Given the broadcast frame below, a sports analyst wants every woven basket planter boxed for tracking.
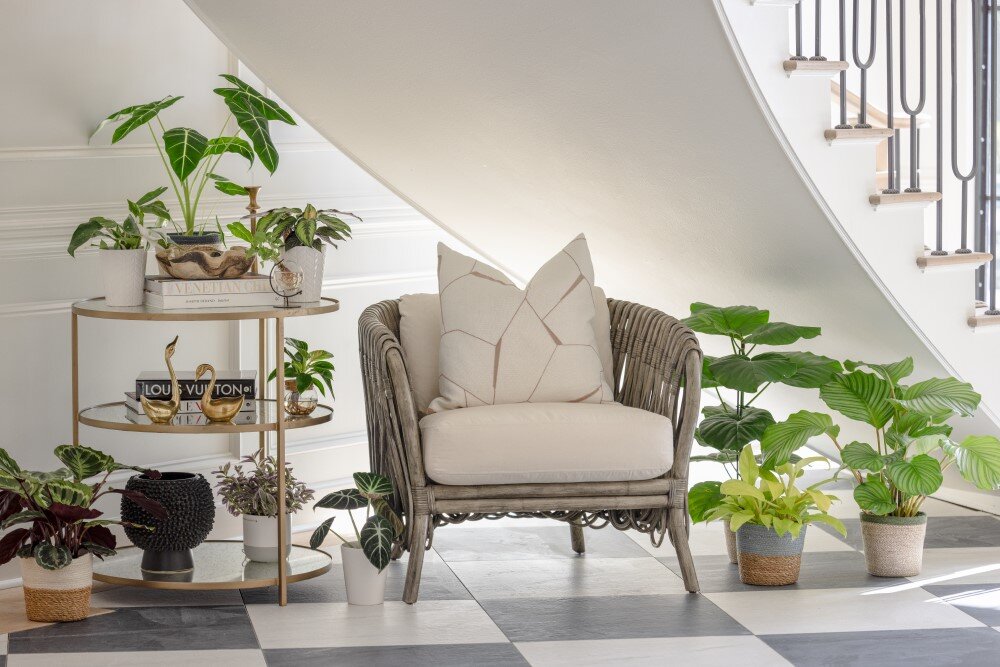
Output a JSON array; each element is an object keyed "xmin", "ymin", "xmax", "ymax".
[
  {"xmin": 723, "ymin": 518, "xmax": 739, "ymax": 564},
  {"xmin": 860, "ymin": 512, "xmax": 927, "ymax": 577},
  {"xmin": 736, "ymin": 523, "xmax": 807, "ymax": 586},
  {"xmin": 21, "ymin": 553, "xmax": 92, "ymax": 623}
]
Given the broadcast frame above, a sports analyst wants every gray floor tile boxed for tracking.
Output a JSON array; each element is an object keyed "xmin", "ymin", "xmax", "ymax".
[
  {"xmin": 479, "ymin": 594, "xmax": 750, "ymax": 642},
  {"xmin": 7, "ymin": 606, "xmax": 257, "ymax": 653},
  {"xmin": 818, "ymin": 516, "xmax": 1000, "ymax": 550},
  {"xmin": 241, "ymin": 561, "xmax": 471, "ymax": 604},
  {"xmin": 263, "ymin": 643, "xmax": 528, "ymax": 666},
  {"xmin": 432, "ymin": 525, "xmax": 649, "ymax": 561},
  {"xmin": 659, "ymin": 552, "xmax": 896, "ymax": 593},
  {"xmin": 760, "ymin": 628, "xmax": 1000, "ymax": 666},
  {"xmin": 92, "ymin": 585, "xmax": 244, "ymax": 607},
  {"xmin": 923, "ymin": 584, "xmax": 1000, "ymax": 626}
]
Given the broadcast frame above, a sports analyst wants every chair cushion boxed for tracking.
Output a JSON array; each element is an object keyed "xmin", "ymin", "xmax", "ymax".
[
  {"xmin": 420, "ymin": 402, "xmax": 673, "ymax": 485},
  {"xmin": 399, "ymin": 288, "xmax": 614, "ymax": 416}
]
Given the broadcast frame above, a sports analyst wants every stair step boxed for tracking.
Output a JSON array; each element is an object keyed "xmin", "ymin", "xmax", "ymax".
[
  {"xmin": 968, "ymin": 310, "xmax": 1000, "ymax": 330},
  {"xmin": 916, "ymin": 251, "xmax": 992, "ymax": 272},
  {"xmin": 824, "ymin": 127, "xmax": 895, "ymax": 144},
  {"xmin": 784, "ymin": 60, "xmax": 849, "ymax": 77},
  {"xmin": 869, "ymin": 191, "xmax": 942, "ymax": 209}
]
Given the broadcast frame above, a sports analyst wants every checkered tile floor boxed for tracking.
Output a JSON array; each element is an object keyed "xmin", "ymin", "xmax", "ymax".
[{"xmin": 6, "ymin": 483, "xmax": 1000, "ymax": 665}]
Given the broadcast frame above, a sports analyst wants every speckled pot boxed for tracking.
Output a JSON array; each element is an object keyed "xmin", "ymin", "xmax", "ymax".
[{"xmin": 860, "ymin": 512, "xmax": 927, "ymax": 577}]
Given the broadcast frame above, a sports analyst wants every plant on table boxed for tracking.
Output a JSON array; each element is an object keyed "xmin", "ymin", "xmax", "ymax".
[
  {"xmin": 267, "ymin": 337, "xmax": 335, "ymax": 415},
  {"xmin": 67, "ymin": 189, "xmax": 172, "ymax": 256},
  {"xmin": 213, "ymin": 449, "xmax": 314, "ymax": 518}
]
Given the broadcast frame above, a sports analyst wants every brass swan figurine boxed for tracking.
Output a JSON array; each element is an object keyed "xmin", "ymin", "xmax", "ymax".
[
  {"xmin": 140, "ymin": 336, "xmax": 181, "ymax": 424},
  {"xmin": 195, "ymin": 363, "xmax": 245, "ymax": 423}
]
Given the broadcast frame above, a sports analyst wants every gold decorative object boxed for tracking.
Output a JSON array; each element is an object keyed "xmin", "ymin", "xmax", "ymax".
[
  {"xmin": 140, "ymin": 336, "xmax": 180, "ymax": 424},
  {"xmin": 195, "ymin": 363, "xmax": 245, "ymax": 423},
  {"xmin": 155, "ymin": 245, "xmax": 253, "ymax": 280}
]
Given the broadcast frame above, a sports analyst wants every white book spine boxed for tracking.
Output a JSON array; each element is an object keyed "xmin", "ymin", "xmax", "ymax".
[
  {"xmin": 144, "ymin": 291, "xmax": 283, "ymax": 309},
  {"xmin": 145, "ymin": 276, "xmax": 273, "ymax": 296}
]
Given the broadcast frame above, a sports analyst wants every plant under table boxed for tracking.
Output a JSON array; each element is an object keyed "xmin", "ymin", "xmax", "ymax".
[{"xmin": 70, "ymin": 297, "xmax": 340, "ymax": 605}]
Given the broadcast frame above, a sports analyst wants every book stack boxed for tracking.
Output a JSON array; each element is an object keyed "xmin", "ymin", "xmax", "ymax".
[
  {"xmin": 144, "ymin": 274, "xmax": 282, "ymax": 309},
  {"xmin": 125, "ymin": 371, "xmax": 257, "ymax": 424}
]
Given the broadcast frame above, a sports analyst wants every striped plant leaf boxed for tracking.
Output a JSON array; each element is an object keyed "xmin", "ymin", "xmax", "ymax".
[
  {"xmin": 219, "ymin": 93, "xmax": 279, "ymax": 173},
  {"xmin": 948, "ymin": 435, "xmax": 1000, "ymax": 490},
  {"xmin": 780, "ymin": 351, "xmax": 843, "ymax": 389},
  {"xmin": 760, "ymin": 410, "xmax": 839, "ymax": 467},
  {"xmin": 53, "ymin": 444, "xmax": 113, "ymax": 481},
  {"xmin": 892, "ymin": 377, "xmax": 981, "ymax": 418},
  {"xmin": 709, "ymin": 352, "xmax": 797, "ymax": 393},
  {"xmin": 373, "ymin": 497, "xmax": 404, "ymax": 538},
  {"xmin": 841, "ymin": 441, "xmax": 884, "ymax": 472},
  {"xmin": 207, "ymin": 173, "xmax": 248, "ymax": 197},
  {"xmin": 34, "ymin": 543, "xmax": 73, "ymax": 570},
  {"xmin": 0, "ymin": 510, "xmax": 45, "ymax": 531},
  {"xmin": 854, "ymin": 478, "xmax": 896, "ymax": 515},
  {"xmin": 353, "ymin": 472, "xmax": 393, "ymax": 499},
  {"xmin": 0, "ymin": 448, "xmax": 21, "ymax": 476},
  {"xmin": 205, "ymin": 136, "xmax": 254, "ymax": 164},
  {"xmin": 109, "ymin": 96, "xmax": 183, "ymax": 144},
  {"xmin": 682, "ymin": 303, "xmax": 769, "ymax": 339},
  {"xmin": 310, "ymin": 517, "xmax": 335, "ymax": 549},
  {"xmin": 314, "ymin": 488, "xmax": 367, "ymax": 511},
  {"xmin": 886, "ymin": 454, "xmax": 944, "ymax": 496},
  {"xmin": 217, "ymin": 74, "xmax": 296, "ymax": 124},
  {"xmin": 41, "ymin": 479, "xmax": 93, "ymax": 508},
  {"xmin": 163, "ymin": 127, "xmax": 209, "ymax": 181},
  {"xmin": 819, "ymin": 371, "xmax": 894, "ymax": 428},
  {"xmin": 844, "ymin": 358, "xmax": 914, "ymax": 384},
  {"xmin": 697, "ymin": 405, "xmax": 774, "ymax": 451},
  {"xmin": 359, "ymin": 514, "xmax": 394, "ymax": 571},
  {"xmin": 744, "ymin": 321, "xmax": 821, "ymax": 346}
]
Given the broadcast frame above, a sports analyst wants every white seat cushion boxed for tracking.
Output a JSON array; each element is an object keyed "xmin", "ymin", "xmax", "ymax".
[{"xmin": 420, "ymin": 402, "xmax": 673, "ymax": 485}]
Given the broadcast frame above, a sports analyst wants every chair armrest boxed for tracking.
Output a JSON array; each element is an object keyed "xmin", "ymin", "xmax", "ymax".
[{"xmin": 607, "ymin": 299, "xmax": 702, "ymax": 481}]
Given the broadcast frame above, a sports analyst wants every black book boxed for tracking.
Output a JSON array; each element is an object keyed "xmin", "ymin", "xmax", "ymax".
[{"xmin": 135, "ymin": 371, "xmax": 256, "ymax": 401}]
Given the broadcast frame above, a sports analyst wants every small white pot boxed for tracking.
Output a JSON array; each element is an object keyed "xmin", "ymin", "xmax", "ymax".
[
  {"xmin": 242, "ymin": 514, "xmax": 292, "ymax": 563},
  {"xmin": 99, "ymin": 248, "xmax": 147, "ymax": 307},
  {"xmin": 341, "ymin": 542, "xmax": 388, "ymax": 605},
  {"xmin": 283, "ymin": 245, "xmax": 326, "ymax": 303}
]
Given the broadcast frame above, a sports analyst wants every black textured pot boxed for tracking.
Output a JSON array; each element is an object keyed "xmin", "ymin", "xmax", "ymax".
[
  {"xmin": 167, "ymin": 231, "xmax": 221, "ymax": 248},
  {"xmin": 122, "ymin": 472, "xmax": 215, "ymax": 573}
]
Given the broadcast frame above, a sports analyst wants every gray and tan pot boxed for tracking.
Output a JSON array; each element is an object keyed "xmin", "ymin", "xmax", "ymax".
[
  {"xmin": 736, "ymin": 523, "xmax": 807, "ymax": 586},
  {"xmin": 860, "ymin": 512, "xmax": 927, "ymax": 577},
  {"xmin": 21, "ymin": 553, "xmax": 93, "ymax": 622},
  {"xmin": 723, "ymin": 518, "xmax": 738, "ymax": 564}
]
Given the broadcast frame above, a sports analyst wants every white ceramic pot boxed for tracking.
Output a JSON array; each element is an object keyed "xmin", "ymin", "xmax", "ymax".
[
  {"xmin": 283, "ymin": 245, "xmax": 325, "ymax": 303},
  {"xmin": 21, "ymin": 553, "xmax": 93, "ymax": 622},
  {"xmin": 243, "ymin": 514, "xmax": 292, "ymax": 563},
  {"xmin": 341, "ymin": 542, "xmax": 388, "ymax": 605},
  {"xmin": 99, "ymin": 248, "xmax": 147, "ymax": 307}
]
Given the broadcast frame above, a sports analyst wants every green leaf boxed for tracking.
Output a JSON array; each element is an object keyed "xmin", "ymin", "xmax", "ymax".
[
  {"xmin": 41, "ymin": 479, "xmax": 93, "ymax": 508},
  {"xmin": 227, "ymin": 221, "xmax": 254, "ymax": 244},
  {"xmin": 222, "ymin": 93, "xmax": 279, "ymax": 173},
  {"xmin": 314, "ymin": 488, "xmax": 367, "ymax": 511},
  {"xmin": 709, "ymin": 352, "xmax": 797, "ymax": 393},
  {"xmin": 353, "ymin": 472, "xmax": 393, "ymax": 499},
  {"xmin": 162, "ymin": 127, "xmax": 209, "ymax": 181},
  {"xmin": 682, "ymin": 303, "xmax": 769, "ymax": 339},
  {"xmin": 135, "ymin": 186, "xmax": 168, "ymax": 206},
  {"xmin": 700, "ymin": 356, "xmax": 719, "ymax": 389},
  {"xmin": 949, "ymin": 435, "xmax": 1000, "ymax": 490},
  {"xmin": 841, "ymin": 441, "xmax": 885, "ymax": 472},
  {"xmin": 205, "ymin": 136, "xmax": 254, "ymax": 164},
  {"xmin": 359, "ymin": 514, "xmax": 394, "ymax": 571},
  {"xmin": 720, "ymin": 479, "xmax": 765, "ymax": 500},
  {"xmin": 34, "ymin": 544, "xmax": 73, "ymax": 570},
  {"xmin": 844, "ymin": 358, "xmax": 914, "ymax": 384},
  {"xmin": 216, "ymin": 75, "xmax": 296, "ymax": 124},
  {"xmin": 780, "ymin": 352, "xmax": 843, "ymax": 389},
  {"xmin": 82, "ymin": 542, "xmax": 116, "ymax": 559},
  {"xmin": 854, "ymin": 479, "xmax": 897, "ymax": 515},
  {"xmin": 697, "ymin": 406, "xmax": 774, "ymax": 451},
  {"xmin": 0, "ymin": 448, "xmax": 21, "ymax": 476},
  {"xmin": 690, "ymin": 450, "xmax": 740, "ymax": 465},
  {"xmin": 804, "ymin": 512, "xmax": 847, "ymax": 536},
  {"xmin": 886, "ymin": 454, "xmax": 944, "ymax": 496},
  {"xmin": 109, "ymin": 96, "xmax": 183, "ymax": 143},
  {"xmin": 738, "ymin": 445, "xmax": 760, "ymax": 484},
  {"xmin": 893, "ymin": 377, "xmax": 981, "ymax": 418},
  {"xmin": 744, "ymin": 321, "xmax": 821, "ymax": 346},
  {"xmin": 819, "ymin": 371, "xmax": 894, "ymax": 428},
  {"xmin": 905, "ymin": 434, "xmax": 948, "ymax": 458},
  {"xmin": 373, "ymin": 497, "xmax": 404, "ymax": 538},
  {"xmin": 760, "ymin": 411, "xmax": 839, "ymax": 467},
  {"xmin": 0, "ymin": 510, "xmax": 45, "ymax": 530},
  {"xmin": 310, "ymin": 517, "xmax": 335, "ymax": 549},
  {"xmin": 688, "ymin": 481, "xmax": 724, "ymax": 523},
  {"xmin": 67, "ymin": 219, "xmax": 106, "ymax": 257},
  {"xmin": 54, "ymin": 444, "xmax": 114, "ymax": 481},
  {"xmin": 208, "ymin": 173, "xmax": 249, "ymax": 196}
]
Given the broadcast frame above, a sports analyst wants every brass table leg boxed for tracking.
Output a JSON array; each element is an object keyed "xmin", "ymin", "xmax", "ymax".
[
  {"xmin": 258, "ymin": 318, "xmax": 267, "ymax": 456},
  {"xmin": 275, "ymin": 316, "xmax": 288, "ymax": 606},
  {"xmin": 72, "ymin": 312, "xmax": 79, "ymax": 446}
]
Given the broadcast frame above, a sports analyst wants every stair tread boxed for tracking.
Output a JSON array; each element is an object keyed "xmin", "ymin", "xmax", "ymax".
[
  {"xmin": 968, "ymin": 311, "xmax": 1000, "ymax": 329},
  {"xmin": 824, "ymin": 127, "xmax": 895, "ymax": 142},
  {"xmin": 870, "ymin": 191, "xmax": 943, "ymax": 207},
  {"xmin": 917, "ymin": 251, "xmax": 992, "ymax": 270},
  {"xmin": 784, "ymin": 59, "xmax": 849, "ymax": 74}
]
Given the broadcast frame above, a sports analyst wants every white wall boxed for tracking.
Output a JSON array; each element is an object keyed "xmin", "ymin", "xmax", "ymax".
[{"xmin": 0, "ymin": 0, "xmax": 469, "ymax": 584}]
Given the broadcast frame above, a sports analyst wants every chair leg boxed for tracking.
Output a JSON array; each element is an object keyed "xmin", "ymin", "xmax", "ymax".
[
  {"xmin": 668, "ymin": 509, "xmax": 700, "ymax": 593},
  {"xmin": 570, "ymin": 521, "xmax": 586, "ymax": 554},
  {"xmin": 403, "ymin": 514, "xmax": 429, "ymax": 604}
]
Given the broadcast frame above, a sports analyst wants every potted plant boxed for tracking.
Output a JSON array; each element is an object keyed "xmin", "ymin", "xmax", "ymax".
[
  {"xmin": 0, "ymin": 445, "xmax": 166, "ymax": 622},
  {"xmin": 213, "ymin": 450, "xmax": 314, "ymax": 562},
  {"xmin": 703, "ymin": 445, "xmax": 846, "ymax": 586},
  {"xmin": 67, "ymin": 189, "xmax": 171, "ymax": 306},
  {"xmin": 230, "ymin": 204, "xmax": 359, "ymax": 302},
  {"xmin": 267, "ymin": 337, "xmax": 335, "ymax": 416},
  {"xmin": 310, "ymin": 472, "xmax": 403, "ymax": 605},
  {"xmin": 761, "ymin": 357, "xmax": 1000, "ymax": 577},
  {"xmin": 681, "ymin": 303, "xmax": 840, "ymax": 563}
]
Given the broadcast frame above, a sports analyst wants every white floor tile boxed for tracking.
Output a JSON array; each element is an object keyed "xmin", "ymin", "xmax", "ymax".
[
  {"xmin": 922, "ymin": 498, "xmax": 984, "ymax": 517},
  {"xmin": 246, "ymin": 600, "xmax": 508, "ymax": 649},
  {"xmin": 448, "ymin": 557, "xmax": 687, "ymax": 599},
  {"xmin": 0, "ymin": 633, "xmax": 6, "ymax": 655},
  {"xmin": 907, "ymin": 548, "xmax": 1000, "ymax": 585},
  {"xmin": 625, "ymin": 520, "xmax": 852, "ymax": 557},
  {"xmin": 706, "ymin": 586, "xmax": 984, "ymax": 635},
  {"xmin": 515, "ymin": 636, "xmax": 792, "ymax": 667},
  {"xmin": 6, "ymin": 650, "xmax": 266, "ymax": 666}
]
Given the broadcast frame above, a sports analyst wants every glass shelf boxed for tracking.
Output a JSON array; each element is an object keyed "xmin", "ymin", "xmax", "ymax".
[
  {"xmin": 92, "ymin": 541, "xmax": 332, "ymax": 590},
  {"xmin": 78, "ymin": 399, "xmax": 332, "ymax": 433},
  {"xmin": 71, "ymin": 297, "xmax": 340, "ymax": 322}
]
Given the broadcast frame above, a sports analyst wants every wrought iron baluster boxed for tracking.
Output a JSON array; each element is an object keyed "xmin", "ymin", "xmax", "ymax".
[
  {"xmin": 812, "ymin": 0, "xmax": 827, "ymax": 60},
  {"xmin": 951, "ymin": 0, "xmax": 982, "ymax": 255},
  {"xmin": 837, "ymin": 0, "xmax": 851, "ymax": 128},
  {"xmin": 989, "ymin": 0, "xmax": 998, "ymax": 314},
  {"xmin": 899, "ymin": 0, "xmax": 928, "ymax": 193},
  {"xmin": 885, "ymin": 0, "xmax": 898, "ymax": 193},
  {"xmin": 794, "ymin": 1, "xmax": 807, "ymax": 60},
  {"xmin": 853, "ymin": 0, "xmax": 878, "ymax": 127}
]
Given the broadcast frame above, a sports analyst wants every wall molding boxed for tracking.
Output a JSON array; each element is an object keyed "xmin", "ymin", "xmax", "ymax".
[{"xmin": 0, "ymin": 140, "xmax": 333, "ymax": 162}]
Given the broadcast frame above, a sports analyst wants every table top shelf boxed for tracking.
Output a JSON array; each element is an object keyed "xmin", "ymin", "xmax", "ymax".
[
  {"xmin": 78, "ymin": 400, "xmax": 333, "ymax": 434},
  {"xmin": 71, "ymin": 297, "xmax": 340, "ymax": 322}
]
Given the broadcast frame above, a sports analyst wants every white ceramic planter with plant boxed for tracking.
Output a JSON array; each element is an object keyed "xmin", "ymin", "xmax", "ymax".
[
  {"xmin": 214, "ymin": 450, "xmax": 315, "ymax": 563},
  {"xmin": 311, "ymin": 472, "xmax": 403, "ymax": 606}
]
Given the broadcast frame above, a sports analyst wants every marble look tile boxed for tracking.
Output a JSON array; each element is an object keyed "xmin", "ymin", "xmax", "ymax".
[
  {"xmin": 432, "ymin": 525, "xmax": 648, "ymax": 561},
  {"xmin": 0, "ymin": 634, "xmax": 6, "ymax": 655},
  {"xmin": 923, "ymin": 584, "xmax": 1000, "ymax": 626},
  {"xmin": 8, "ymin": 606, "xmax": 258, "ymax": 653},
  {"xmin": 761, "ymin": 628, "xmax": 1000, "ymax": 666},
  {"xmin": 0, "ymin": 587, "xmax": 111, "ymax": 635},
  {"xmin": 479, "ymin": 594, "xmax": 749, "ymax": 642},
  {"xmin": 514, "ymin": 636, "xmax": 790, "ymax": 667},
  {"xmin": 91, "ymin": 586, "xmax": 244, "ymax": 608},
  {"xmin": 247, "ymin": 600, "xmax": 508, "ymax": 649},
  {"xmin": 907, "ymin": 548, "xmax": 1000, "ymax": 586},
  {"xmin": 6, "ymin": 650, "xmax": 266, "ymax": 666},
  {"xmin": 626, "ymin": 520, "xmax": 853, "ymax": 558},
  {"xmin": 706, "ymin": 587, "xmax": 983, "ymax": 635},
  {"xmin": 264, "ymin": 643, "xmax": 527, "ymax": 666},
  {"xmin": 448, "ymin": 557, "xmax": 686, "ymax": 599}
]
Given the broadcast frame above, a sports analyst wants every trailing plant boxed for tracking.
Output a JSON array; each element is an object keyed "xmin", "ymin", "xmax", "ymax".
[
  {"xmin": 91, "ymin": 75, "xmax": 295, "ymax": 236},
  {"xmin": 212, "ymin": 449, "xmax": 314, "ymax": 517},
  {"xmin": 310, "ymin": 472, "xmax": 403, "ymax": 572},
  {"xmin": 761, "ymin": 357, "xmax": 1000, "ymax": 518},
  {"xmin": 0, "ymin": 445, "xmax": 167, "ymax": 570},
  {"xmin": 700, "ymin": 445, "xmax": 846, "ymax": 538},
  {"xmin": 67, "ymin": 188, "xmax": 172, "ymax": 256},
  {"xmin": 267, "ymin": 337, "xmax": 335, "ymax": 397}
]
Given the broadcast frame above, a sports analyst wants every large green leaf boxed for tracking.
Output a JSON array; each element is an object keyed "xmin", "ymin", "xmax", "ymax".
[
  {"xmin": 720, "ymin": 479, "xmax": 764, "ymax": 500},
  {"xmin": 893, "ymin": 377, "xmax": 981, "ymax": 418},
  {"xmin": 353, "ymin": 472, "xmax": 393, "ymax": 499},
  {"xmin": 844, "ymin": 358, "xmax": 914, "ymax": 384},
  {"xmin": 53, "ymin": 445, "xmax": 113, "ymax": 481},
  {"xmin": 700, "ymin": 356, "xmax": 719, "ymax": 389},
  {"xmin": 207, "ymin": 173, "xmax": 249, "ymax": 197},
  {"xmin": 780, "ymin": 352, "xmax": 843, "ymax": 389},
  {"xmin": 948, "ymin": 435, "xmax": 1000, "ymax": 490},
  {"xmin": 841, "ymin": 441, "xmax": 884, "ymax": 472},
  {"xmin": 108, "ymin": 96, "xmax": 183, "ymax": 143},
  {"xmin": 314, "ymin": 488, "xmax": 367, "ymax": 511},
  {"xmin": 744, "ymin": 321, "xmax": 821, "ymax": 346},
  {"xmin": 709, "ymin": 352, "xmax": 797, "ymax": 393},
  {"xmin": 682, "ymin": 303, "xmax": 769, "ymax": 339},
  {"xmin": 216, "ymin": 74, "xmax": 296, "ymax": 124},
  {"xmin": 0, "ymin": 510, "xmax": 45, "ymax": 530},
  {"xmin": 41, "ymin": 480, "xmax": 93, "ymax": 508},
  {"xmin": 205, "ymin": 136, "xmax": 254, "ymax": 164},
  {"xmin": 373, "ymin": 497, "xmax": 404, "ymax": 538},
  {"xmin": 359, "ymin": 514, "xmax": 394, "ymax": 571},
  {"xmin": 220, "ymin": 93, "xmax": 279, "ymax": 173},
  {"xmin": 819, "ymin": 371, "xmax": 894, "ymax": 428},
  {"xmin": 34, "ymin": 543, "xmax": 73, "ymax": 571},
  {"xmin": 162, "ymin": 127, "xmax": 208, "ymax": 180},
  {"xmin": 886, "ymin": 454, "xmax": 944, "ymax": 496},
  {"xmin": 760, "ymin": 411, "xmax": 839, "ymax": 467},
  {"xmin": 67, "ymin": 219, "xmax": 107, "ymax": 257},
  {"xmin": 854, "ymin": 478, "xmax": 897, "ymax": 515},
  {"xmin": 688, "ymin": 481, "xmax": 724, "ymax": 523},
  {"xmin": 0, "ymin": 448, "xmax": 21, "ymax": 476},
  {"xmin": 696, "ymin": 405, "xmax": 774, "ymax": 451},
  {"xmin": 310, "ymin": 517, "xmax": 335, "ymax": 549}
]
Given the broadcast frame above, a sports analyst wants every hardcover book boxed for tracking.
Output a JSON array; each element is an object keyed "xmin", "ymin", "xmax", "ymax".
[
  {"xmin": 124, "ymin": 392, "xmax": 255, "ymax": 415},
  {"xmin": 136, "ymin": 371, "xmax": 256, "ymax": 400},
  {"xmin": 144, "ymin": 274, "xmax": 273, "ymax": 296},
  {"xmin": 143, "ymin": 290, "xmax": 283, "ymax": 310},
  {"xmin": 125, "ymin": 407, "xmax": 257, "ymax": 426}
]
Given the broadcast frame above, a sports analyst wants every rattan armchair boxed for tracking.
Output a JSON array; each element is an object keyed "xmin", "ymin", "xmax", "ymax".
[{"xmin": 359, "ymin": 298, "xmax": 701, "ymax": 603}]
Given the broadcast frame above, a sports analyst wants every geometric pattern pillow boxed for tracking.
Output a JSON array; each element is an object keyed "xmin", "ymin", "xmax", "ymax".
[{"xmin": 428, "ymin": 234, "xmax": 614, "ymax": 412}]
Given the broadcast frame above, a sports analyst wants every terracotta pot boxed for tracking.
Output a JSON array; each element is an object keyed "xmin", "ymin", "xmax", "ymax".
[
  {"xmin": 860, "ymin": 512, "xmax": 927, "ymax": 577},
  {"xmin": 736, "ymin": 523, "xmax": 806, "ymax": 586},
  {"xmin": 21, "ymin": 553, "xmax": 92, "ymax": 622},
  {"xmin": 723, "ymin": 518, "xmax": 738, "ymax": 564},
  {"xmin": 341, "ymin": 542, "xmax": 388, "ymax": 605}
]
